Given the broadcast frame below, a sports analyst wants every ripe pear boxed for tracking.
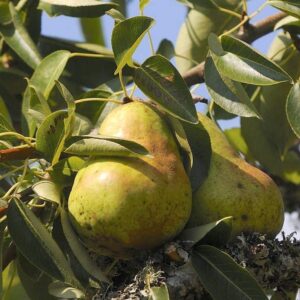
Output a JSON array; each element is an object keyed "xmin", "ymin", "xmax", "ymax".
[
  {"xmin": 188, "ymin": 113, "xmax": 284, "ymax": 237},
  {"xmin": 68, "ymin": 102, "xmax": 192, "ymax": 257}
]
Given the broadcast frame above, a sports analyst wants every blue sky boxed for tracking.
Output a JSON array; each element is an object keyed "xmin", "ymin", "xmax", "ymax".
[
  {"xmin": 41, "ymin": 0, "xmax": 278, "ymax": 53},
  {"xmin": 41, "ymin": 0, "xmax": 280, "ymax": 128}
]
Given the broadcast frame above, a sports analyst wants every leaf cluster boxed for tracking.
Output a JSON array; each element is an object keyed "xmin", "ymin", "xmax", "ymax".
[{"xmin": 0, "ymin": 0, "xmax": 299, "ymax": 299}]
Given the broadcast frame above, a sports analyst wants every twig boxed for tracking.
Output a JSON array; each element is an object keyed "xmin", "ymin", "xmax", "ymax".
[
  {"xmin": 182, "ymin": 12, "xmax": 287, "ymax": 86},
  {"xmin": 182, "ymin": 62, "xmax": 205, "ymax": 87},
  {"xmin": 237, "ymin": 11, "xmax": 287, "ymax": 43},
  {"xmin": 0, "ymin": 146, "xmax": 39, "ymax": 162},
  {"xmin": 193, "ymin": 96, "xmax": 209, "ymax": 104}
]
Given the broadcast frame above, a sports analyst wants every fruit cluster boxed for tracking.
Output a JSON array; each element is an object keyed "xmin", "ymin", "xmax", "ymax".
[{"xmin": 68, "ymin": 101, "xmax": 284, "ymax": 258}]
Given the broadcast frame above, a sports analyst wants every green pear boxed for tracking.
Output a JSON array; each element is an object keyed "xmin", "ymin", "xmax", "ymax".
[
  {"xmin": 68, "ymin": 102, "xmax": 192, "ymax": 257},
  {"xmin": 188, "ymin": 113, "xmax": 284, "ymax": 237}
]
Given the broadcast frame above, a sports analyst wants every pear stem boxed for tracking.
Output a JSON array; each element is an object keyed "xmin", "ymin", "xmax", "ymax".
[{"xmin": 119, "ymin": 70, "xmax": 129, "ymax": 99}]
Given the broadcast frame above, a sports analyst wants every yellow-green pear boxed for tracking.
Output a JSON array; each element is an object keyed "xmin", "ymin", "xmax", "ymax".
[
  {"xmin": 188, "ymin": 113, "xmax": 284, "ymax": 237},
  {"xmin": 68, "ymin": 102, "xmax": 192, "ymax": 257}
]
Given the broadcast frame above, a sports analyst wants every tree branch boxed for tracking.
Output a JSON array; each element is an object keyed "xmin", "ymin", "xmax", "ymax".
[
  {"xmin": 182, "ymin": 12, "xmax": 287, "ymax": 87},
  {"xmin": 106, "ymin": 233, "xmax": 300, "ymax": 299},
  {"xmin": 0, "ymin": 146, "xmax": 39, "ymax": 162}
]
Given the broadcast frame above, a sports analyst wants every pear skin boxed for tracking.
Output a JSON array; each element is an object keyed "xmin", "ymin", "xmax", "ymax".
[
  {"xmin": 68, "ymin": 102, "xmax": 192, "ymax": 257},
  {"xmin": 188, "ymin": 113, "xmax": 284, "ymax": 237}
]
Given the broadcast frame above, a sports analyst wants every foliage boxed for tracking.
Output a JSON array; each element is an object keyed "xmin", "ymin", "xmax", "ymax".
[{"xmin": 0, "ymin": 0, "xmax": 299, "ymax": 299}]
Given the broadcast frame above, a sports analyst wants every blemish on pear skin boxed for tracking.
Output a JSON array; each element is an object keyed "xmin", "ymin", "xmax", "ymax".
[
  {"xmin": 241, "ymin": 214, "xmax": 248, "ymax": 221},
  {"xmin": 237, "ymin": 182, "xmax": 244, "ymax": 189}
]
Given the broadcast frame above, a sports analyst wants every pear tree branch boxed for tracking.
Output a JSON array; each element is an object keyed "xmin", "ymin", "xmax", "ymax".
[
  {"xmin": 104, "ymin": 233, "xmax": 299, "ymax": 299},
  {"xmin": 182, "ymin": 12, "xmax": 287, "ymax": 87},
  {"xmin": 0, "ymin": 146, "xmax": 39, "ymax": 162}
]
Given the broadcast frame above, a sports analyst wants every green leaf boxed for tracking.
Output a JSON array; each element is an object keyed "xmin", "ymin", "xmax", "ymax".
[
  {"xmin": 252, "ymin": 32, "xmax": 300, "ymax": 160},
  {"xmin": 181, "ymin": 120, "xmax": 212, "ymax": 191},
  {"xmin": 22, "ymin": 50, "xmax": 71, "ymax": 135},
  {"xmin": 48, "ymin": 281, "xmax": 84, "ymax": 299},
  {"xmin": 0, "ymin": 67, "xmax": 27, "ymax": 95},
  {"xmin": 179, "ymin": 217, "xmax": 232, "ymax": 246},
  {"xmin": 177, "ymin": 0, "xmax": 239, "ymax": 10},
  {"xmin": 36, "ymin": 110, "xmax": 68, "ymax": 163},
  {"xmin": 268, "ymin": 0, "xmax": 300, "ymax": 18},
  {"xmin": 112, "ymin": 16, "xmax": 154, "ymax": 74},
  {"xmin": 0, "ymin": 113, "xmax": 14, "ymax": 133},
  {"xmin": 241, "ymin": 117, "xmax": 284, "ymax": 176},
  {"xmin": 39, "ymin": 36, "xmax": 131, "ymax": 89},
  {"xmin": 271, "ymin": 290, "xmax": 298, "ymax": 300},
  {"xmin": 205, "ymin": 57, "xmax": 260, "ymax": 118},
  {"xmin": 209, "ymin": 33, "xmax": 292, "ymax": 85},
  {"xmin": 134, "ymin": 55, "xmax": 198, "ymax": 124},
  {"xmin": 0, "ymin": 3, "xmax": 41, "ymax": 69},
  {"xmin": 208, "ymin": 33, "xmax": 224, "ymax": 56},
  {"xmin": 149, "ymin": 284, "xmax": 170, "ymax": 300},
  {"xmin": 0, "ymin": 97, "xmax": 12, "ymax": 125},
  {"xmin": 65, "ymin": 135, "xmax": 149, "ymax": 157},
  {"xmin": 105, "ymin": 8, "xmax": 126, "ymax": 23},
  {"xmin": 112, "ymin": 0, "xmax": 127, "ymax": 17},
  {"xmin": 52, "ymin": 82, "xmax": 76, "ymax": 165},
  {"xmin": 192, "ymin": 245, "xmax": 268, "ymax": 300},
  {"xmin": 0, "ymin": 221, "xmax": 6, "ymax": 298},
  {"xmin": 175, "ymin": 0, "xmax": 242, "ymax": 73},
  {"xmin": 32, "ymin": 181, "xmax": 61, "ymax": 205},
  {"xmin": 39, "ymin": 0, "xmax": 117, "ymax": 18},
  {"xmin": 274, "ymin": 16, "xmax": 300, "ymax": 30},
  {"xmin": 49, "ymin": 156, "xmax": 85, "ymax": 186},
  {"xmin": 55, "ymin": 81, "xmax": 76, "ymax": 115},
  {"xmin": 0, "ymin": 2, "xmax": 10, "ymax": 23},
  {"xmin": 41, "ymin": 36, "xmax": 113, "ymax": 56},
  {"xmin": 139, "ymin": 0, "xmax": 151, "ymax": 12},
  {"xmin": 80, "ymin": 18, "xmax": 105, "ymax": 45},
  {"xmin": 17, "ymin": 255, "xmax": 55, "ymax": 300},
  {"xmin": 221, "ymin": 35, "xmax": 292, "ymax": 82},
  {"xmin": 27, "ymin": 85, "xmax": 52, "ymax": 126},
  {"xmin": 198, "ymin": 218, "xmax": 233, "ymax": 247},
  {"xmin": 7, "ymin": 199, "xmax": 77, "ymax": 285},
  {"xmin": 286, "ymin": 82, "xmax": 300, "ymax": 138},
  {"xmin": 23, "ymin": 1, "xmax": 42, "ymax": 45},
  {"xmin": 2, "ymin": 262, "xmax": 30, "ymax": 300},
  {"xmin": 168, "ymin": 117, "xmax": 193, "ymax": 173},
  {"xmin": 28, "ymin": 50, "xmax": 71, "ymax": 99},
  {"xmin": 60, "ymin": 209, "xmax": 108, "ymax": 283},
  {"xmin": 212, "ymin": 104, "xmax": 238, "ymax": 122},
  {"xmin": 76, "ymin": 89, "xmax": 111, "ymax": 124},
  {"xmin": 281, "ymin": 151, "xmax": 300, "ymax": 184},
  {"xmin": 156, "ymin": 39, "xmax": 175, "ymax": 60},
  {"xmin": 72, "ymin": 114, "xmax": 92, "ymax": 136}
]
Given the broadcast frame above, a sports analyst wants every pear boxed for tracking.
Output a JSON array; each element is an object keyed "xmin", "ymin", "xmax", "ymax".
[
  {"xmin": 68, "ymin": 102, "xmax": 192, "ymax": 257},
  {"xmin": 188, "ymin": 113, "xmax": 284, "ymax": 237}
]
